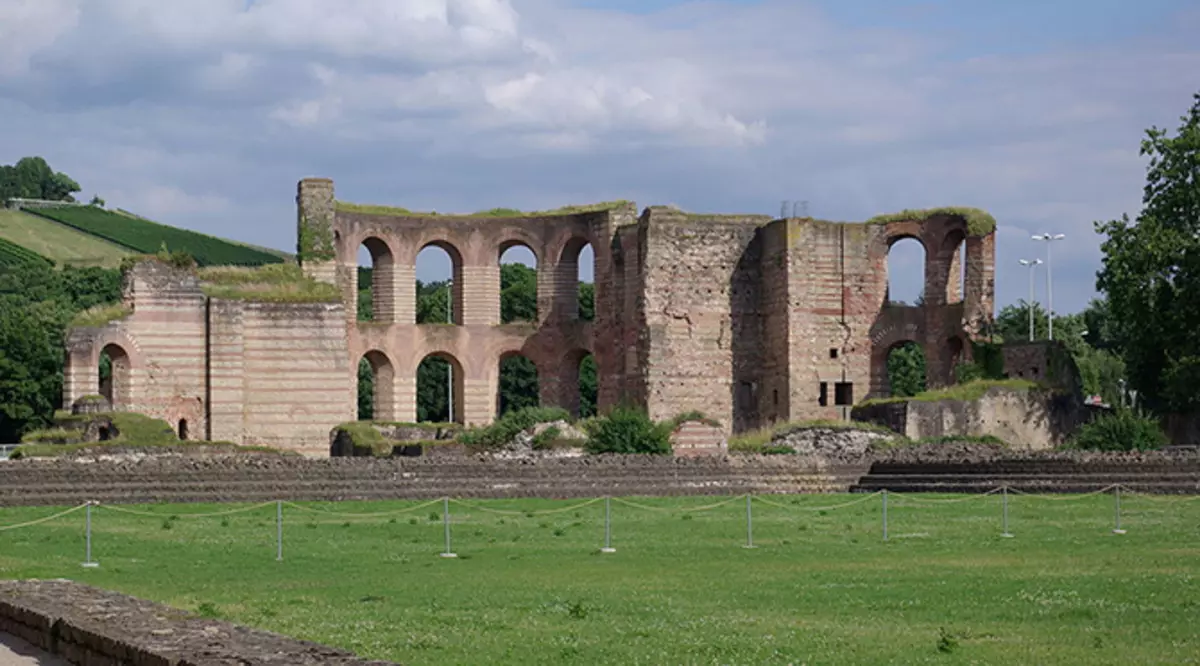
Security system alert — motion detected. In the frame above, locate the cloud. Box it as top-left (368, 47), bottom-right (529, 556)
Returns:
top-left (0, 0), bottom-right (1197, 315)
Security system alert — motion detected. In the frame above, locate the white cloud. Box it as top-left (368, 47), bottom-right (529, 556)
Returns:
top-left (0, 0), bottom-right (1197, 313)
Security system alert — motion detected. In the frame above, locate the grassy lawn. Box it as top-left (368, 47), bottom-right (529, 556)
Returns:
top-left (1, 492), bottom-right (1197, 665)
top-left (0, 209), bottom-right (130, 268)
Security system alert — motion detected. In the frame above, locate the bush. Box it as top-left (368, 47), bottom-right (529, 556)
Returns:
top-left (582, 407), bottom-right (672, 455)
top-left (1071, 408), bottom-right (1167, 452)
top-left (458, 406), bottom-right (571, 449)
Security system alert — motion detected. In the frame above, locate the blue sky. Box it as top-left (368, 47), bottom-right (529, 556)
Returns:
top-left (2, 0), bottom-right (1198, 314)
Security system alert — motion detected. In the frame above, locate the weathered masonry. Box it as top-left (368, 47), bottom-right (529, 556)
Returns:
top-left (62, 178), bottom-right (995, 455)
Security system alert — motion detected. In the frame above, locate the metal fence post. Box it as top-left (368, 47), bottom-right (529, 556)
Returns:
top-left (1112, 486), bottom-right (1126, 535)
top-left (1001, 486), bottom-right (1014, 538)
top-left (81, 502), bottom-right (99, 568)
top-left (601, 496), bottom-right (616, 553)
top-left (882, 490), bottom-right (889, 541)
top-left (440, 497), bottom-right (457, 558)
top-left (276, 500), bottom-right (283, 561)
top-left (743, 494), bottom-right (756, 549)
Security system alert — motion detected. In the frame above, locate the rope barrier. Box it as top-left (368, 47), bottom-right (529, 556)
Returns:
top-left (282, 498), bottom-right (444, 518)
top-left (751, 491), bottom-right (883, 512)
top-left (611, 494), bottom-right (747, 513)
top-left (1006, 484), bottom-right (1119, 500)
top-left (449, 497), bottom-right (603, 516)
top-left (1117, 486), bottom-right (1200, 503)
top-left (887, 487), bottom-right (1003, 504)
top-left (0, 504), bottom-right (87, 531)
top-left (97, 501), bottom-right (276, 518)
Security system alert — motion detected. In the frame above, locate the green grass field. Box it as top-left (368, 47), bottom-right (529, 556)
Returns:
top-left (0, 209), bottom-right (130, 268)
top-left (1, 492), bottom-right (1198, 665)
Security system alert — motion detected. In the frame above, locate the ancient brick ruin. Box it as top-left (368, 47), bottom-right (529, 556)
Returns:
top-left (62, 178), bottom-right (996, 455)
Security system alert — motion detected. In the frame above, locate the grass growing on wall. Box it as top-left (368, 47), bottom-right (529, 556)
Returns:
top-left (70, 302), bottom-right (132, 328)
top-left (334, 200), bottom-right (631, 218)
top-left (728, 419), bottom-right (901, 453)
top-left (866, 206), bottom-right (997, 236)
top-left (198, 264), bottom-right (340, 303)
top-left (1, 495), bottom-right (1198, 664)
top-left (856, 379), bottom-right (1040, 407)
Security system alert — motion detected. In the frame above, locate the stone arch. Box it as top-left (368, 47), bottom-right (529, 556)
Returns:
top-left (417, 240), bottom-right (464, 326)
top-left (882, 340), bottom-right (927, 398)
top-left (550, 236), bottom-right (595, 322)
top-left (417, 351), bottom-right (465, 423)
top-left (358, 349), bottom-right (396, 421)
top-left (934, 228), bottom-right (967, 306)
top-left (357, 236), bottom-right (396, 323)
top-left (99, 343), bottom-right (132, 410)
top-left (885, 234), bottom-right (926, 306)
top-left (554, 347), bottom-right (595, 418)
top-left (498, 240), bottom-right (539, 325)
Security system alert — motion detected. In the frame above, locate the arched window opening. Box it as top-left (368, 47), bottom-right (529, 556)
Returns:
top-left (558, 238), bottom-right (594, 321)
top-left (579, 353), bottom-right (597, 418)
top-left (500, 243), bottom-right (538, 324)
top-left (498, 353), bottom-right (539, 416)
top-left (417, 353), bottom-right (464, 424)
top-left (98, 344), bottom-right (130, 410)
top-left (357, 237), bottom-right (395, 322)
top-left (886, 238), bottom-right (926, 306)
top-left (886, 342), bottom-right (927, 398)
top-left (177, 419), bottom-right (189, 440)
top-left (357, 351), bottom-right (395, 421)
top-left (416, 242), bottom-right (463, 325)
top-left (958, 239), bottom-right (968, 302)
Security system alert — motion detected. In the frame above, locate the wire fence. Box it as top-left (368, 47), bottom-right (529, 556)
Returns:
top-left (2, 485), bottom-right (1198, 568)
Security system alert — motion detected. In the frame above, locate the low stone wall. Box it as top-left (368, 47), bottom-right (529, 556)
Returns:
top-left (852, 386), bottom-right (1088, 450)
top-left (0, 580), bottom-right (395, 665)
top-left (0, 455), bottom-right (867, 507)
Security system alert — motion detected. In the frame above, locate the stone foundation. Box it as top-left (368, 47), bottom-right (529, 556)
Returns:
top-left (0, 580), bottom-right (395, 665)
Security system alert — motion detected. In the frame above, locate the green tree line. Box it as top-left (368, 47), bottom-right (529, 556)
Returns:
top-left (0, 157), bottom-right (83, 203)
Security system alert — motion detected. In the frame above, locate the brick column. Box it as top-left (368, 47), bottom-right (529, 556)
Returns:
top-left (207, 300), bottom-right (246, 443)
top-left (296, 178), bottom-right (337, 285)
top-left (396, 375), bottom-right (417, 423)
top-left (395, 263), bottom-right (416, 324)
top-left (458, 265), bottom-right (495, 326)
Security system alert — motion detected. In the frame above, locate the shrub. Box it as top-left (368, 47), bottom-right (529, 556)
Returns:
top-left (1071, 408), bottom-right (1167, 452)
top-left (582, 407), bottom-right (672, 455)
top-left (458, 406), bottom-right (571, 449)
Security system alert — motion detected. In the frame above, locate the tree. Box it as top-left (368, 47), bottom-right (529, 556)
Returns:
top-left (500, 263), bottom-right (536, 323)
top-left (1096, 91), bottom-right (1200, 414)
top-left (0, 157), bottom-right (81, 202)
top-left (0, 263), bottom-right (121, 441)
top-left (886, 342), bottom-right (926, 397)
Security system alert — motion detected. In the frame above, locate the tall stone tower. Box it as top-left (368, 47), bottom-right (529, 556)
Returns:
top-left (296, 178), bottom-right (337, 284)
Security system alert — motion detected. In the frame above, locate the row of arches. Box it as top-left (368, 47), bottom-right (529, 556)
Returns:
top-left (357, 237), bottom-right (595, 325)
top-left (356, 351), bottom-right (598, 423)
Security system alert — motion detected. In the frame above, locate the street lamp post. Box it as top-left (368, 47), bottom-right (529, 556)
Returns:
top-left (1018, 259), bottom-right (1043, 341)
top-left (446, 279), bottom-right (453, 423)
top-left (1031, 233), bottom-right (1065, 340)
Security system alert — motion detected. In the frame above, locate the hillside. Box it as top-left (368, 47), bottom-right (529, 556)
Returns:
top-left (22, 206), bottom-right (285, 267)
top-left (0, 209), bottom-right (130, 268)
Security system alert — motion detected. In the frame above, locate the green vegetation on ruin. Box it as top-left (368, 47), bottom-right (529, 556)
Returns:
top-left (1, 494), bottom-right (1198, 664)
top-left (856, 378), bottom-right (1040, 407)
top-left (865, 206), bottom-right (997, 236)
top-left (334, 199), bottom-right (631, 218)
top-left (668, 410), bottom-right (723, 429)
top-left (69, 302), bottom-right (132, 328)
top-left (15, 412), bottom-right (291, 458)
top-left (198, 263), bottom-right (340, 303)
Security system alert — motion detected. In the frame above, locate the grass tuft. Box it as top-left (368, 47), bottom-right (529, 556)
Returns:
top-left (198, 263), bottom-right (340, 303)
top-left (856, 379), bottom-right (1040, 407)
top-left (865, 206), bottom-right (996, 236)
top-left (70, 302), bottom-right (132, 328)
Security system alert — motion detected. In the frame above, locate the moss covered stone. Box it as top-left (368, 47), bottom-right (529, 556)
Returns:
top-left (198, 263), bottom-right (340, 303)
top-left (865, 207), bottom-right (997, 236)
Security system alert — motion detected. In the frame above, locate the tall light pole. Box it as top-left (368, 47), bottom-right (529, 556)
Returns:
top-left (446, 279), bottom-right (454, 423)
top-left (1031, 233), bottom-right (1065, 340)
top-left (1018, 258), bottom-right (1043, 341)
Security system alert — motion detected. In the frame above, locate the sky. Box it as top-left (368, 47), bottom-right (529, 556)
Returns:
top-left (1, 0), bottom-right (1199, 314)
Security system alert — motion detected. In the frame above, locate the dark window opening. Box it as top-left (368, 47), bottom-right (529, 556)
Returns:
top-left (834, 382), bottom-right (854, 406)
top-left (819, 382), bottom-right (828, 407)
top-left (829, 348), bottom-right (839, 359)
top-left (772, 389), bottom-right (779, 406)
top-left (1031, 367), bottom-right (1040, 377)
top-left (178, 419), bottom-right (189, 440)
top-left (98, 427), bottom-right (111, 441)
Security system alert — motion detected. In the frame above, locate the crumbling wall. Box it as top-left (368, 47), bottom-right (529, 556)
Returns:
top-left (852, 386), bottom-right (1085, 450)
top-left (636, 207), bottom-right (771, 430)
